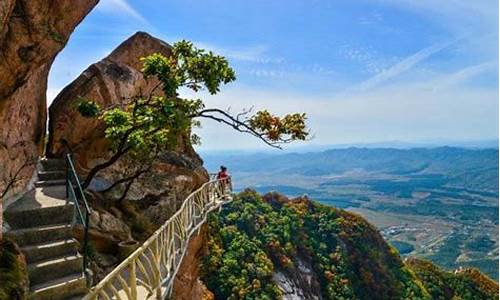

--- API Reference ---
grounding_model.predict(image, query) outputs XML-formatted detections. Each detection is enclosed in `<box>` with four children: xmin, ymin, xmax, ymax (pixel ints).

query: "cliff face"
<box><xmin>172</xmin><ymin>223</ymin><xmax>214</xmax><ymax>300</ymax></box>
<box><xmin>0</xmin><ymin>0</ymin><xmax>98</xmax><ymax>198</ymax></box>
<box><xmin>201</xmin><ymin>190</ymin><xmax>499</xmax><ymax>300</ymax></box>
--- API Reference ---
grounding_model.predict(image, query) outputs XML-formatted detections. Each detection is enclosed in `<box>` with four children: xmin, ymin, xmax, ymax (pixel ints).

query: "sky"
<box><xmin>47</xmin><ymin>0</ymin><xmax>499</xmax><ymax>152</ymax></box>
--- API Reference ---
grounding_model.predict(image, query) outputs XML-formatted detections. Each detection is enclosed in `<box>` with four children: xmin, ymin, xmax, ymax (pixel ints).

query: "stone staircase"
<box><xmin>5</xmin><ymin>158</ymin><xmax>87</xmax><ymax>300</ymax></box>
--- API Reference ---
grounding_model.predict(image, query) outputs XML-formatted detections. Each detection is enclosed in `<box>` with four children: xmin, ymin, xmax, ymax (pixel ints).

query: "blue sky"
<box><xmin>48</xmin><ymin>0</ymin><xmax>499</xmax><ymax>151</ymax></box>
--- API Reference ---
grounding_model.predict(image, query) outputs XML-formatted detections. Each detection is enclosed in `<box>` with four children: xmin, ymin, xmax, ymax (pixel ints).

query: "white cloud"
<box><xmin>431</xmin><ymin>61</ymin><xmax>497</xmax><ymax>90</ymax></box>
<box><xmin>193</xmin><ymin>42</ymin><xmax>284</xmax><ymax>64</ymax></box>
<box><xmin>355</xmin><ymin>38</ymin><xmax>459</xmax><ymax>91</ymax></box>
<box><xmin>340</xmin><ymin>44</ymin><xmax>395</xmax><ymax>75</ymax></box>
<box><xmin>187</xmin><ymin>75</ymin><xmax>498</xmax><ymax>151</ymax></box>
<box><xmin>97</xmin><ymin>0</ymin><xmax>146</xmax><ymax>23</ymax></box>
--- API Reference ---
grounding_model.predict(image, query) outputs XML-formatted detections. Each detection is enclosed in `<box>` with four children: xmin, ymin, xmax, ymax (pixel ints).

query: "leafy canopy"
<box><xmin>76</xmin><ymin>40</ymin><xmax>308</xmax><ymax>188</ymax></box>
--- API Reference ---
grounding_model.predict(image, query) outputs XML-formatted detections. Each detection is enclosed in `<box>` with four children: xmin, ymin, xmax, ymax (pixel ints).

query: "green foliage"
<box><xmin>203</xmin><ymin>190</ymin><xmax>436</xmax><ymax>300</ymax></box>
<box><xmin>141</xmin><ymin>41</ymin><xmax>236</xmax><ymax>96</ymax></box>
<box><xmin>75</xmin><ymin>40</ymin><xmax>308</xmax><ymax>188</ymax></box>
<box><xmin>75</xmin><ymin>40</ymin><xmax>237</xmax><ymax>166</ymax></box>
<box><xmin>77</xmin><ymin>98</ymin><xmax>100</xmax><ymax>118</ymax></box>
<box><xmin>80</xmin><ymin>94</ymin><xmax>204</xmax><ymax>162</ymax></box>
<box><xmin>249</xmin><ymin>110</ymin><xmax>308</xmax><ymax>142</ymax></box>
<box><xmin>0</xmin><ymin>239</ymin><xmax>28</xmax><ymax>300</ymax></box>
<box><xmin>406</xmin><ymin>258</ymin><xmax>499</xmax><ymax>300</ymax></box>
<box><xmin>204</xmin><ymin>222</ymin><xmax>281</xmax><ymax>300</ymax></box>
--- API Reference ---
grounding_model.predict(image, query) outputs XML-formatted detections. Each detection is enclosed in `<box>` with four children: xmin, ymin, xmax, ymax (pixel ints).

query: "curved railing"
<box><xmin>83</xmin><ymin>178</ymin><xmax>232</xmax><ymax>300</ymax></box>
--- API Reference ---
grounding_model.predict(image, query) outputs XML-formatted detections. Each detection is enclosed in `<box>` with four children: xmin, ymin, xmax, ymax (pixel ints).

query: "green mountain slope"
<box><xmin>201</xmin><ymin>190</ymin><xmax>499</xmax><ymax>300</ymax></box>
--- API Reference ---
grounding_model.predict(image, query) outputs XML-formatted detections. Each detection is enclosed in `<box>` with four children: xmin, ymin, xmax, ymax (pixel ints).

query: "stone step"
<box><xmin>29</xmin><ymin>254</ymin><xmax>83</xmax><ymax>286</ymax></box>
<box><xmin>22</xmin><ymin>239</ymin><xmax>78</xmax><ymax>264</ymax></box>
<box><xmin>6</xmin><ymin>204</ymin><xmax>74</xmax><ymax>229</ymax></box>
<box><xmin>39</xmin><ymin>158</ymin><xmax>66</xmax><ymax>172</ymax></box>
<box><xmin>30</xmin><ymin>273</ymin><xmax>87</xmax><ymax>300</ymax></box>
<box><xmin>35</xmin><ymin>179</ymin><xmax>66</xmax><ymax>187</ymax></box>
<box><xmin>38</xmin><ymin>170</ymin><xmax>65</xmax><ymax>181</ymax></box>
<box><xmin>5</xmin><ymin>224</ymin><xmax>73</xmax><ymax>247</ymax></box>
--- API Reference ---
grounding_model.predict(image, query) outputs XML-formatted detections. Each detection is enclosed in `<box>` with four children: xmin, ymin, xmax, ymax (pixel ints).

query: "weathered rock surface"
<box><xmin>0</xmin><ymin>0</ymin><xmax>98</xmax><ymax>198</ymax></box>
<box><xmin>273</xmin><ymin>257</ymin><xmax>322</xmax><ymax>300</ymax></box>
<box><xmin>46</xmin><ymin>31</ymin><xmax>173</xmax><ymax>161</ymax></box>
<box><xmin>172</xmin><ymin>223</ymin><xmax>214</xmax><ymax>300</ymax></box>
<box><xmin>46</xmin><ymin>31</ymin><xmax>208</xmax><ymax>224</ymax></box>
<box><xmin>88</xmin><ymin>208</ymin><xmax>132</xmax><ymax>252</ymax></box>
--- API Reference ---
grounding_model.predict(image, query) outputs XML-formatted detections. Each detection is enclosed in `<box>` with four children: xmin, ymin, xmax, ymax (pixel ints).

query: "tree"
<box><xmin>77</xmin><ymin>40</ymin><xmax>309</xmax><ymax>194</ymax></box>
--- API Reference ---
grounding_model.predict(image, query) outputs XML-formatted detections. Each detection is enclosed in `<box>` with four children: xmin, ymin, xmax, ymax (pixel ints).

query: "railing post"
<box><xmin>129</xmin><ymin>262</ymin><xmax>137</xmax><ymax>299</ymax></box>
<box><xmin>154</xmin><ymin>238</ymin><xmax>162</xmax><ymax>300</ymax></box>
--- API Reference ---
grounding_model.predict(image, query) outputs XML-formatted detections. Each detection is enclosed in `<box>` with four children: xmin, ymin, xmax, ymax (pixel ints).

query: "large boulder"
<box><xmin>0</xmin><ymin>0</ymin><xmax>99</xmax><ymax>198</ymax></box>
<box><xmin>46</xmin><ymin>31</ymin><xmax>208</xmax><ymax>224</ymax></box>
<box><xmin>46</xmin><ymin>31</ymin><xmax>173</xmax><ymax>161</ymax></box>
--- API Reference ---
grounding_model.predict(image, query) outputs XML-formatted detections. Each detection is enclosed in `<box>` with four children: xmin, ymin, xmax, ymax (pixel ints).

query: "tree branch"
<box><xmin>117</xmin><ymin>178</ymin><xmax>135</xmax><ymax>203</ymax></box>
<box><xmin>81</xmin><ymin>145</ymin><xmax>131</xmax><ymax>189</ymax></box>
<box><xmin>1</xmin><ymin>158</ymin><xmax>37</xmax><ymax>199</ymax></box>
<box><xmin>81</xmin><ymin>122</ymin><xmax>166</xmax><ymax>189</ymax></box>
<box><xmin>100</xmin><ymin>165</ymin><xmax>151</xmax><ymax>193</ymax></box>
<box><xmin>194</xmin><ymin>108</ymin><xmax>287</xmax><ymax>149</ymax></box>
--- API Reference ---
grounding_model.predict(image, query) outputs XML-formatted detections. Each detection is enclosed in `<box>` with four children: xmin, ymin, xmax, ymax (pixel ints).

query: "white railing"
<box><xmin>83</xmin><ymin>179</ymin><xmax>232</xmax><ymax>300</ymax></box>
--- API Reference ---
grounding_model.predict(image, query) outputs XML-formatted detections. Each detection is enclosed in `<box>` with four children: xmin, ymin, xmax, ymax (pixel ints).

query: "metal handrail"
<box><xmin>65</xmin><ymin>153</ymin><xmax>92</xmax><ymax>283</ymax></box>
<box><xmin>83</xmin><ymin>178</ymin><xmax>232</xmax><ymax>300</ymax></box>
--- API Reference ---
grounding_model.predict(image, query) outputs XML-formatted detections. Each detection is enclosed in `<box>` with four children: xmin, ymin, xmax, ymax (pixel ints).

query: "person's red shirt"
<box><xmin>217</xmin><ymin>170</ymin><xmax>230</xmax><ymax>183</ymax></box>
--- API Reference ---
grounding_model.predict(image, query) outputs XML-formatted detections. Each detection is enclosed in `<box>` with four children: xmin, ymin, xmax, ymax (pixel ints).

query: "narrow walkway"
<box><xmin>83</xmin><ymin>178</ymin><xmax>232</xmax><ymax>300</ymax></box>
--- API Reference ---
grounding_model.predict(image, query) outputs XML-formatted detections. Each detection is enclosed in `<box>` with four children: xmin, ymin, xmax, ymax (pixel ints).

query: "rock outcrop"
<box><xmin>46</xmin><ymin>31</ymin><xmax>208</xmax><ymax>224</ymax></box>
<box><xmin>273</xmin><ymin>257</ymin><xmax>322</xmax><ymax>300</ymax></box>
<box><xmin>46</xmin><ymin>31</ymin><xmax>210</xmax><ymax>294</ymax></box>
<box><xmin>0</xmin><ymin>0</ymin><xmax>99</xmax><ymax>198</ymax></box>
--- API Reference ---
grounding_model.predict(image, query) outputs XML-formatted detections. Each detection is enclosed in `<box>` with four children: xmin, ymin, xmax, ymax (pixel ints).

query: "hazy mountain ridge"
<box><xmin>204</xmin><ymin>147</ymin><xmax>499</xmax><ymax>192</ymax></box>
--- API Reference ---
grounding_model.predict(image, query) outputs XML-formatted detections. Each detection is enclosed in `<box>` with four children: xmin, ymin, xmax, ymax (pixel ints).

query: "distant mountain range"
<box><xmin>199</xmin><ymin>139</ymin><xmax>499</xmax><ymax>156</ymax></box>
<box><xmin>203</xmin><ymin>146</ymin><xmax>499</xmax><ymax>192</ymax></box>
